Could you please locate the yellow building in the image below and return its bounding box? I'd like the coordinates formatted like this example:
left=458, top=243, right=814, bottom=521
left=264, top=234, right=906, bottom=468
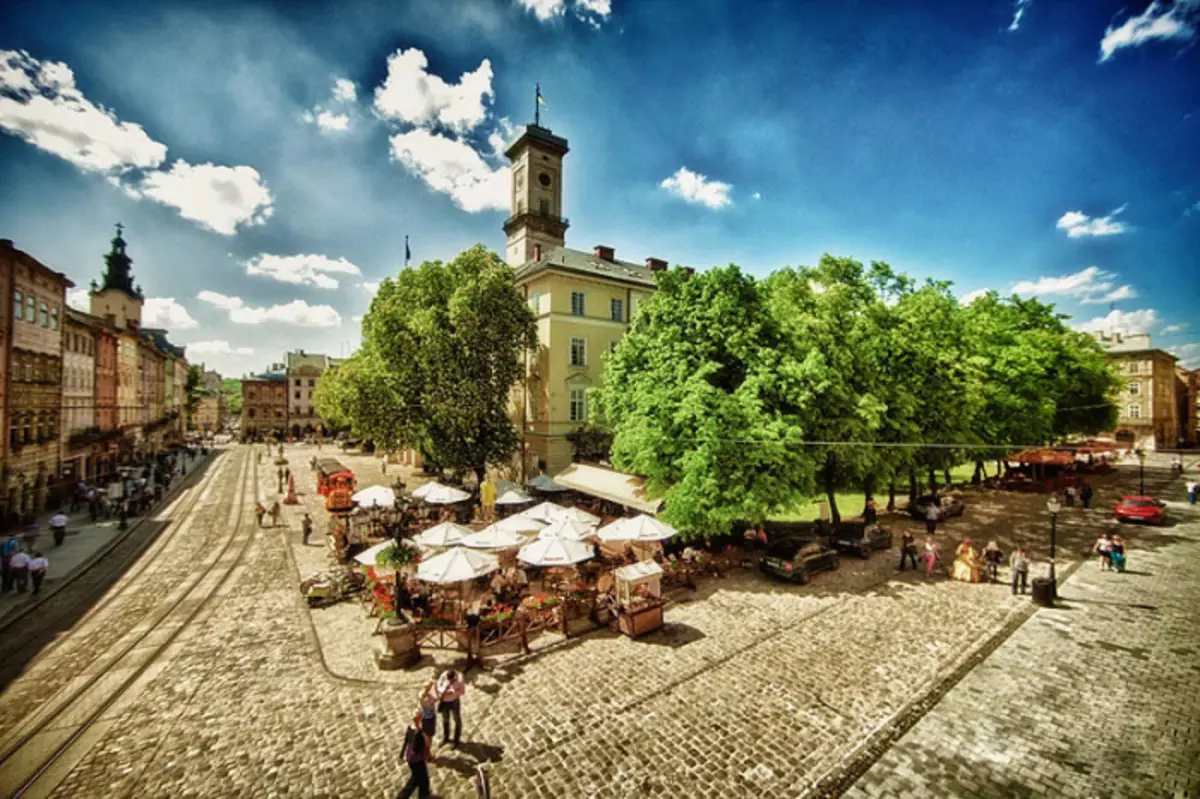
left=503, top=124, right=662, bottom=476
left=89, top=226, right=145, bottom=458
left=1093, top=332, right=1179, bottom=451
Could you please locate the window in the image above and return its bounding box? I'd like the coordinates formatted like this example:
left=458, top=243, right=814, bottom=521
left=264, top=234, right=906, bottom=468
left=1128, top=404, right=1141, bottom=419
left=1128, top=382, right=1140, bottom=395
left=13, top=291, right=21, bottom=320
left=610, top=298, right=623, bottom=322
left=528, top=292, right=541, bottom=313
left=539, top=198, right=550, bottom=215
left=308, top=380, right=315, bottom=387
left=40, top=302, right=48, bottom=326
left=26, top=295, right=35, bottom=323
left=570, top=291, right=585, bottom=316
left=248, top=409, right=256, bottom=419
left=51, top=307, right=59, bottom=330
left=568, top=388, right=587, bottom=422
left=569, top=337, right=587, bottom=367
left=295, top=379, right=302, bottom=387
left=295, top=391, right=301, bottom=400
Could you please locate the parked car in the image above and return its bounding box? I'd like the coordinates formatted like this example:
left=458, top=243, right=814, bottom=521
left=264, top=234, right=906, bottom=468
left=824, top=521, right=894, bottom=558
left=907, top=495, right=965, bottom=520
left=1114, top=495, right=1166, bottom=525
left=761, top=538, right=839, bottom=584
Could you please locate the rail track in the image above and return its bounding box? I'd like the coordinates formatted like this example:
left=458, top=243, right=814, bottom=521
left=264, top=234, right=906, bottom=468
left=0, top=445, right=259, bottom=798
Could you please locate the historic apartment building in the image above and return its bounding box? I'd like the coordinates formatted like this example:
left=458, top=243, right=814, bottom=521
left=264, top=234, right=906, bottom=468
left=1177, top=367, right=1198, bottom=447
left=241, top=373, right=288, bottom=441
left=2, top=238, right=74, bottom=519
left=502, top=124, right=660, bottom=476
left=61, top=308, right=97, bottom=481
left=1094, top=332, right=1180, bottom=451
left=285, top=350, right=334, bottom=437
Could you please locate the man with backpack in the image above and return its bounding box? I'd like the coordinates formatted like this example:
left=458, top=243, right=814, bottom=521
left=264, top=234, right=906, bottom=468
left=397, top=710, right=432, bottom=798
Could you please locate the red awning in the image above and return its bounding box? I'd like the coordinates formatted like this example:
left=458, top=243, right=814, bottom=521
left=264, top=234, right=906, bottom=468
left=1010, top=448, right=1075, bottom=466
left=1060, top=440, right=1118, bottom=454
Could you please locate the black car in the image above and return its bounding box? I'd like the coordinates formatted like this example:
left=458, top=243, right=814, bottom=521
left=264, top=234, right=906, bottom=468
left=761, top=538, right=839, bottom=584
left=825, top=521, right=894, bottom=559
left=907, top=495, right=965, bottom=521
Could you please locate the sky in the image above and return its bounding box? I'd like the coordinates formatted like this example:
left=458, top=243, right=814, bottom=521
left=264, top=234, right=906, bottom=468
left=1, top=0, right=1198, bottom=376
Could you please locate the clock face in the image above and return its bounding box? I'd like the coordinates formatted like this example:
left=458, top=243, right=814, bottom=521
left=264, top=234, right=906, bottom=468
left=538, top=172, right=552, bottom=188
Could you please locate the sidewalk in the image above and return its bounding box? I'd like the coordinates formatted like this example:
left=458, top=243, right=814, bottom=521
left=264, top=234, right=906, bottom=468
left=0, top=450, right=215, bottom=626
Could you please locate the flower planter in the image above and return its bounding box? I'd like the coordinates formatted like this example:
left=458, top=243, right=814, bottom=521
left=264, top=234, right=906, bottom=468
left=376, top=617, right=421, bottom=670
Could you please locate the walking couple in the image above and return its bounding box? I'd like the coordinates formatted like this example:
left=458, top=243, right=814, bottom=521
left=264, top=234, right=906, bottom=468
left=397, top=669, right=467, bottom=799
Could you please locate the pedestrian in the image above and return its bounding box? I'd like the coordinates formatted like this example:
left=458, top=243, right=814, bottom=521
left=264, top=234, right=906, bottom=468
left=898, top=530, right=919, bottom=571
left=381, top=457, right=387, bottom=476
left=1094, top=529, right=1115, bottom=571
left=10, top=548, right=30, bottom=593
left=28, top=551, right=47, bottom=595
left=983, top=540, right=1003, bottom=582
left=284, top=466, right=291, bottom=482
left=302, top=513, right=313, bottom=545
left=1064, top=484, right=1076, bottom=507
left=255, top=502, right=266, bottom=528
left=1, top=534, right=19, bottom=592
left=1111, top=535, right=1127, bottom=573
left=863, top=496, right=878, bottom=526
left=923, top=535, right=941, bottom=579
left=418, top=681, right=439, bottom=751
left=436, top=668, right=466, bottom=747
left=397, top=710, right=432, bottom=799
left=269, top=501, right=282, bottom=527
left=118, top=500, right=129, bottom=531
left=1187, top=479, right=1198, bottom=506
left=1081, top=483, right=1094, bottom=509
left=924, top=502, right=940, bottom=536
left=49, top=511, right=68, bottom=547
left=1010, top=545, right=1030, bottom=595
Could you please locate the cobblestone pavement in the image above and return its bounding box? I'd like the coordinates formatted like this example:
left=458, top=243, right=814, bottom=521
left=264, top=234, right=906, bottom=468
left=12, top=447, right=1193, bottom=797
left=847, top=502, right=1200, bottom=799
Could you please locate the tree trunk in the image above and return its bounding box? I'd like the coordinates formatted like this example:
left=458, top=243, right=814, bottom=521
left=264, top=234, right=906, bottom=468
left=908, top=470, right=918, bottom=503
left=995, top=458, right=1004, bottom=476
left=824, top=455, right=840, bottom=525
left=888, top=482, right=896, bottom=512
left=972, top=460, right=983, bottom=485
left=928, top=466, right=938, bottom=495
left=943, top=467, right=952, bottom=486
left=474, top=465, right=486, bottom=490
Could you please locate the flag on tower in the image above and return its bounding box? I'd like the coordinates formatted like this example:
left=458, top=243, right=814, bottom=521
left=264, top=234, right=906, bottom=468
left=536, top=84, right=547, bottom=106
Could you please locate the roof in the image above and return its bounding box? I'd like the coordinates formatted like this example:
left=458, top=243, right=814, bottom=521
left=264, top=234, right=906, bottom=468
left=64, top=306, right=118, bottom=332
left=246, top=372, right=286, bottom=382
left=142, top=327, right=186, bottom=359
left=552, top=463, right=664, bottom=514
left=504, top=124, right=569, bottom=159
left=515, top=246, right=658, bottom=289
left=1, top=240, right=75, bottom=288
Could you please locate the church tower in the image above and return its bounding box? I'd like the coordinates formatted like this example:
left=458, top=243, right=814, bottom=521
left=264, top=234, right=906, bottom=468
left=503, top=124, right=569, bottom=266
left=89, top=223, right=144, bottom=331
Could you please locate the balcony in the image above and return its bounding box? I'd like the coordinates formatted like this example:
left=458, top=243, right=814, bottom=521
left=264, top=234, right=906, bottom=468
left=502, top=209, right=569, bottom=235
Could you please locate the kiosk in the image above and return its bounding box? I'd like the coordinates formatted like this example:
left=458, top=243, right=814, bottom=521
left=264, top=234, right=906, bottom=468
left=614, top=560, right=665, bottom=637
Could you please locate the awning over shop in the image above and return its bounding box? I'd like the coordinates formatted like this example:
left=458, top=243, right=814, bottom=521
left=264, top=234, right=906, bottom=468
left=552, top=463, right=663, bottom=515
left=1059, top=439, right=1119, bottom=454
left=1009, top=448, right=1075, bottom=466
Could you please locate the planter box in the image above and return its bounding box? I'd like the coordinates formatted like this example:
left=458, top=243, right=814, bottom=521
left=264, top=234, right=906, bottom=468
left=376, top=619, right=421, bottom=670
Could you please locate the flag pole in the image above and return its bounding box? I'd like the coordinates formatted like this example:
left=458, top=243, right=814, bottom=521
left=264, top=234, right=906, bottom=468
left=535, top=83, right=540, bottom=127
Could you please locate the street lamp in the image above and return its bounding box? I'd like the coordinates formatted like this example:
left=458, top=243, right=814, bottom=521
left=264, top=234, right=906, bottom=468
left=1044, top=496, right=1061, bottom=602
left=1135, top=448, right=1146, bottom=495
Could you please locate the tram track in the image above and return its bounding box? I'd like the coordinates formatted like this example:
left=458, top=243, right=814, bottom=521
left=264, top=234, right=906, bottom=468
left=0, top=445, right=258, bottom=798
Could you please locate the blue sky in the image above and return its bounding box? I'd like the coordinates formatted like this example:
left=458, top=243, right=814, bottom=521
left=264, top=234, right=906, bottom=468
left=1, top=0, right=1197, bottom=375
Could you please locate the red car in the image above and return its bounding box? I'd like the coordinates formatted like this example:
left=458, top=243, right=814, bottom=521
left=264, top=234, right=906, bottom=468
left=1114, top=496, right=1166, bottom=525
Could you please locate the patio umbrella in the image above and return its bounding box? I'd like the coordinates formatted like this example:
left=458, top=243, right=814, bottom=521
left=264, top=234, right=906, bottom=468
left=492, top=515, right=546, bottom=534
left=415, top=522, right=471, bottom=547
left=537, top=519, right=597, bottom=542
left=423, top=484, right=472, bottom=505
left=596, top=514, right=678, bottom=543
left=518, top=538, right=593, bottom=567
left=354, top=539, right=397, bottom=565
left=495, top=489, right=533, bottom=505
left=519, top=501, right=569, bottom=523
left=462, top=524, right=527, bottom=550
left=549, top=506, right=601, bottom=525
left=527, top=474, right=569, bottom=493
left=417, top=546, right=500, bottom=584
left=410, top=481, right=444, bottom=500
left=352, top=485, right=396, bottom=508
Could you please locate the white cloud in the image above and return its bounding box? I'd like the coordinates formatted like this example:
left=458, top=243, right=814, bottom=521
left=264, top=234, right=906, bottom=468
left=1168, top=341, right=1200, bottom=367
left=1075, top=307, right=1159, bottom=335
left=331, top=78, right=357, bottom=103
left=1011, top=266, right=1115, bottom=298
left=516, top=0, right=566, bottom=21
left=184, top=340, right=255, bottom=356
left=1162, top=323, right=1189, bottom=335
left=1008, top=0, right=1033, bottom=31
left=958, top=288, right=990, bottom=306
left=661, top=166, right=733, bottom=210
left=360, top=280, right=381, bottom=294
left=0, top=49, right=168, bottom=174
left=129, top=160, right=273, bottom=236
left=1099, top=0, right=1200, bottom=62
left=244, top=253, right=361, bottom=289
left=66, top=287, right=90, bottom=311
left=488, top=116, right=517, bottom=159
left=516, top=0, right=610, bottom=25
left=197, top=291, right=342, bottom=327
left=373, top=48, right=494, bottom=134
left=1079, top=284, right=1137, bottom=304
left=752, top=191, right=762, bottom=201
left=143, top=297, right=199, bottom=329
left=305, top=109, right=350, bottom=133
left=388, top=129, right=509, bottom=212
left=1055, top=205, right=1128, bottom=238
left=351, top=314, right=365, bottom=324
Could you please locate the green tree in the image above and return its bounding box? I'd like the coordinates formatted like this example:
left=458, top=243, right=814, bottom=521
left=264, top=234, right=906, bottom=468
left=221, top=378, right=243, bottom=415
left=184, top=365, right=203, bottom=429
left=596, top=265, right=817, bottom=538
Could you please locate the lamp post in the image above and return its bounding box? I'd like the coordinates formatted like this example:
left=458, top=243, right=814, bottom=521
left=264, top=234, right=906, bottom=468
left=1135, top=448, right=1145, bottom=495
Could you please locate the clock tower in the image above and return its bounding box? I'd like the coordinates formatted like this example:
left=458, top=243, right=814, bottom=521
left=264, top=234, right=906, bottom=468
left=503, top=124, right=569, bottom=266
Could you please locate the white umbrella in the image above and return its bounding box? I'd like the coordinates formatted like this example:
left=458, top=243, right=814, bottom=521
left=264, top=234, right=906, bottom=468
left=596, top=514, right=679, bottom=543
left=519, top=501, right=569, bottom=523
left=415, top=522, right=472, bottom=547
left=527, top=474, right=568, bottom=492
left=492, top=515, right=546, bottom=534
left=537, top=519, right=597, bottom=542
left=463, top=524, right=527, bottom=550
left=354, top=539, right=397, bottom=565
left=423, top=484, right=472, bottom=505
left=518, top=537, right=593, bottom=567
left=549, top=506, right=601, bottom=525
left=410, top=481, right=444, bottom=500
left=352, top=485, right=396, bottom=508
left=495, top=489, right=533, bottom=505
left=417, top=546, right=499, bottom=584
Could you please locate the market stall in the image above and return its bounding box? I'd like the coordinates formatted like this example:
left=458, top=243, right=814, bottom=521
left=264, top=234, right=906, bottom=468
left=613, top=560, right=665, bottom=637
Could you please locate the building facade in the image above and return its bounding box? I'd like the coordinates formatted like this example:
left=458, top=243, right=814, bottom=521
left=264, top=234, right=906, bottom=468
left=502, top=124, right=660, bottom=476
left=1094, top=332, right=1179, bottom=451
left=285, top=350, right=333, bottom=438
left=1177, top=368, right=1198, bottom=447
left=61, top=309, right=97, bottom=481
left=93, top=322, right=119, bottom=475
left=2, top=239, right=73, bottom=520
left=193, top=393, right=227, bottom=433
left=241, top=373, right=288, bottom=441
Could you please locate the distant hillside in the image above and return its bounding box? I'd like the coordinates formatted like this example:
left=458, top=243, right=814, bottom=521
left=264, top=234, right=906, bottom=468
left=221, top=378, right=243, bottom=414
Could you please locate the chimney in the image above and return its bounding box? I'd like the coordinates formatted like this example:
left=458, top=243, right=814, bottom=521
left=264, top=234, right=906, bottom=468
left=594, top=245, right=615, bottom=262
left=533, top=243, right=542, bottom=261
left=646, top=257, right=668, bottom=272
